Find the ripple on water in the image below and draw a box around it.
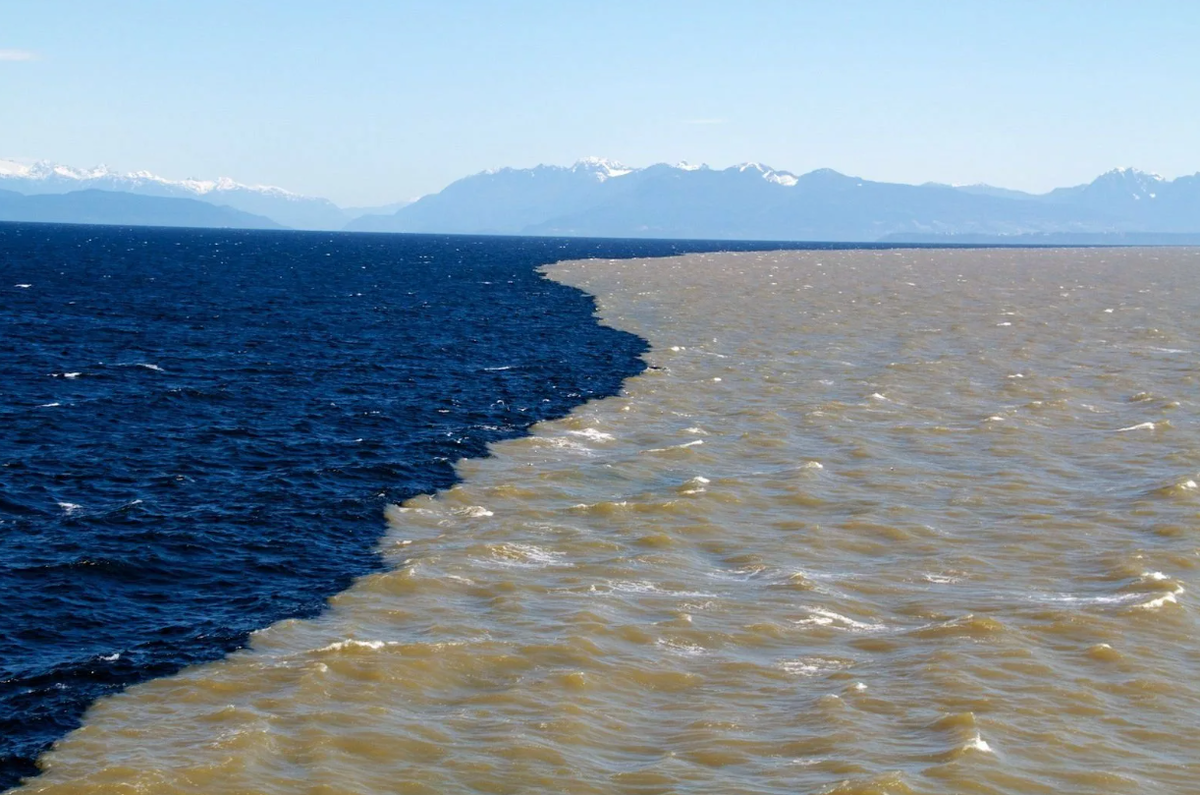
[16,247,1200,795]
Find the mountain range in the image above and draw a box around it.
[0,188,281,230]
[3,157,1200,242]
[0,160,380,230]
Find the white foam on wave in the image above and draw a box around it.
[136,363,164,372]
[590,580,717,599]
[1041,592,1143,606]
[483,365,513,371]
[795,607,886,632]
[38,402,61,408]
[57,502,82,515]
[1133,585,1184,611]
[14,284,31,289]
[452,505,494,518]
[488,542,565,568]
[644,439,704,453]
[568,428,615,443]
[656,638,707,657]
[1117,422,1157,432]
[778,656,853,676]
[962,734,994,753]
[533,436,592,453]
[317,639,400,653]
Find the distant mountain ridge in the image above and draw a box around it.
[347,159,1200,241]
[0,188,282,229]
[0,159,394,230]
[4,156,1200,241]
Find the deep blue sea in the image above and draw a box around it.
[0,224,878,787]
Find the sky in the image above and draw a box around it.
[2,1,1198,206]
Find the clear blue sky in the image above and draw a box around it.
[2,1,1197,206]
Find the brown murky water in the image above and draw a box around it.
[20,248,1200,794]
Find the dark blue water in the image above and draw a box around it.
[0,224,876,788]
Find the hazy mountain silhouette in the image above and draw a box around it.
[347,160,1200,242]
[0,161,360,230]
[5,157,1200,240]
[0,189,283,229]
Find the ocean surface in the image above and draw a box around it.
[6,239,1200,794]
[0,225,836,789]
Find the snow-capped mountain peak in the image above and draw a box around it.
[572,157,634,181]
[1105,166,1164,181]
[731,162,799,186]
[1088,167,1166,201]
[0,156,353,230]
[0,158,304,199]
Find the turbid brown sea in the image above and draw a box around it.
[18,247,1200,794]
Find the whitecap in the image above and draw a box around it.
[568,428,615,443]
[778,656,853,676]
[1116,422,1156,432]
[656,639,707,657]
[962,734,994,753]
[317,639,399,653]
[1133,585,1184,611]
[591,580,716,599]
[795,607,885,631]
[644,439,704,453]
[452,505,494,518]
[14,284,31,289]
[488,543,565,568]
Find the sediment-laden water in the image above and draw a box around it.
[14,246,1200,794]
